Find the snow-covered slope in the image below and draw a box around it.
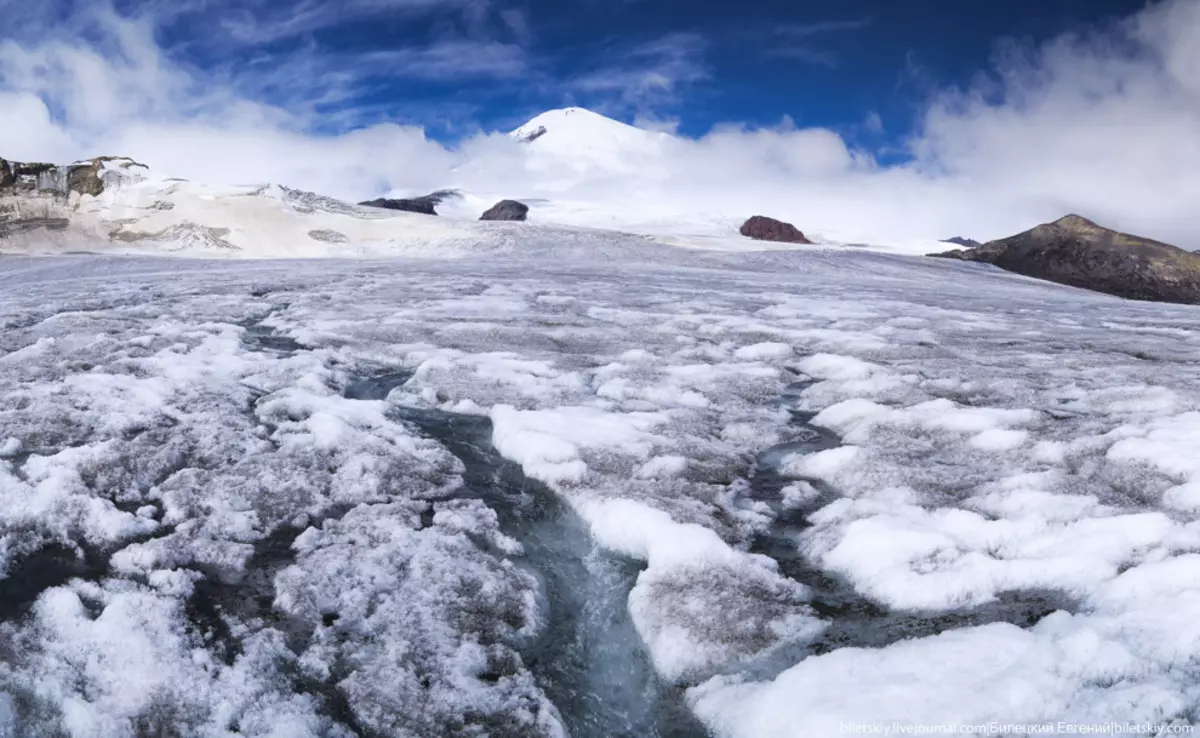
[1,107,948,258]
[511,107,674,178]
[0,161,671,259]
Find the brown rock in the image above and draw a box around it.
[66,156,149,197]
[480,200,529,221]
[67,161,105,197]
[929,214,1200,304]
[739,215,812,244]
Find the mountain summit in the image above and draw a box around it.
[510,107,672,175]
[512,107,666,147]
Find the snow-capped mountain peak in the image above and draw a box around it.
[509,107,673,179]
[512,107,661,142]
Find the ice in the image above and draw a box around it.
[1107,412,1200,478]
[636,455,690,480]
[578,498,825,683]
[802,493,1173,610]
[491,407,828,681]
[490,405,669,484]
[0,578,339,737]
[733,342,794,361]
[3,244,1200,734]
[969,427,1029,451]
[1164,483,1200,512]
[687,614,1192,738]
[274,500,562,736]
[809,397,1038,445]
[779,445,861,480]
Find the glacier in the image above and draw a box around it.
[1,238,1199,737]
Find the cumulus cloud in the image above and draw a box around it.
[0,0,1198,247]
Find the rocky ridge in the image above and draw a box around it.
[359,190,460,216]
[1,156,150,235]
[930,215,1200,304]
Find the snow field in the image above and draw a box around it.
[1,246,1200,736]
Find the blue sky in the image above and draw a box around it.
[20,0,1146,143]
[3,0,1196,248]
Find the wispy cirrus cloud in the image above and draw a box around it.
[566,33,710,114]
[762,17,873,69]
[775,18,875,38]
[207,0,496,45]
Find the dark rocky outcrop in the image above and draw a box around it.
[66,160,109,197]
[67,164,104,197]
[517,125,547,144]
[2,160,61,192]
[941,236,982,249]
[1,155,146,197]
[930,215,1200,305]
[739,216,813,244]
[359,197,436,216]
[2,155,146,241]
[358,190,459,216]
[2,159,68,237]
[480,200,529,222]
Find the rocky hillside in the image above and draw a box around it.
[1,156,150,236]
[931,215,1200,304]
[1,156,148,197]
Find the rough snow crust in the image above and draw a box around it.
[1,243,1199,736]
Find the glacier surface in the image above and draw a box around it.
[1,241,1198,736]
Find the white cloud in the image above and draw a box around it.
[904,0,1200,244]
[632,113,682,135]
[1,0,1198,248]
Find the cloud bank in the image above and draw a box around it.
[1,0,1198,247]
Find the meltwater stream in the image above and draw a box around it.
[345,374,708,738]
[341,372,1075,735]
